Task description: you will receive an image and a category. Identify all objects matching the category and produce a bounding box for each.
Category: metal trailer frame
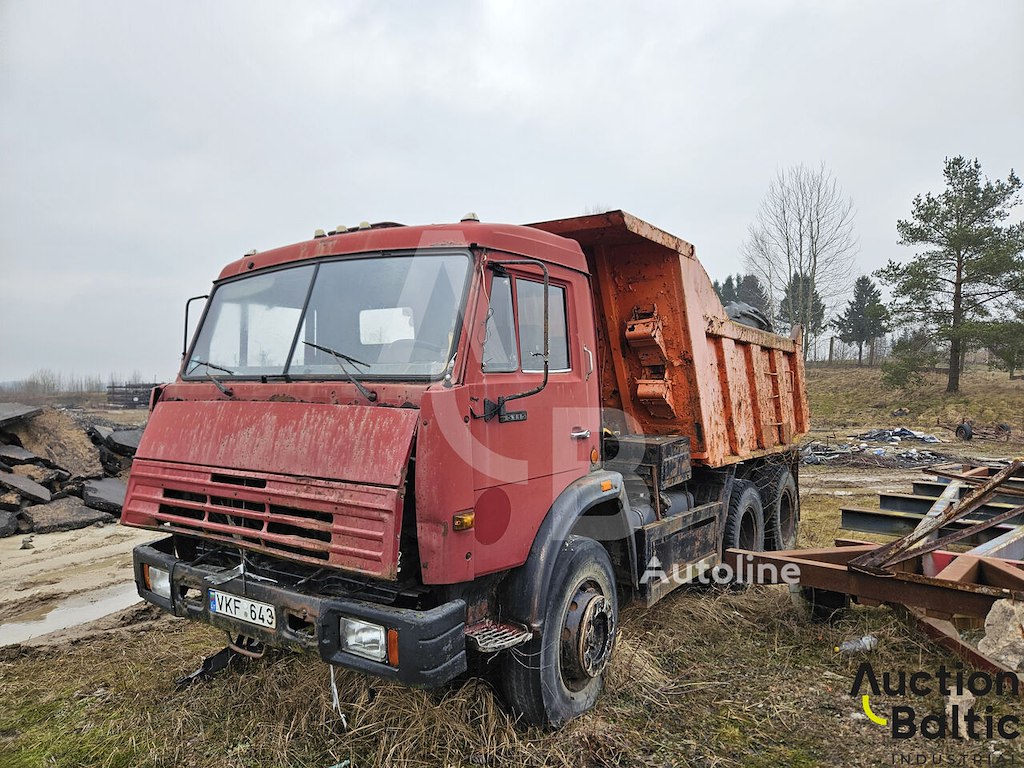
[725,460,1024,686]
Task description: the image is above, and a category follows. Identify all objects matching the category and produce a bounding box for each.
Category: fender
[498,469,635,633]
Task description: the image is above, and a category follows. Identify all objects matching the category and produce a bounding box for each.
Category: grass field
[806,365,1024,432]
[2,368,1023,767]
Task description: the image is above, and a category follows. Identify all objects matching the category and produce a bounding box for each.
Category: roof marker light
[461,212,480,222]
[314,229,327,238]
[358,221,371,230]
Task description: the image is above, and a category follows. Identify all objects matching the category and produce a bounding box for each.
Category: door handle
[570,428,591,440]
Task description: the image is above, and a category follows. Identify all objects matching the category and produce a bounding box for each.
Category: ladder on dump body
[765,351,786,445]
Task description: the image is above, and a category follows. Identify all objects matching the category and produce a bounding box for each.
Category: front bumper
[133,537,467,687]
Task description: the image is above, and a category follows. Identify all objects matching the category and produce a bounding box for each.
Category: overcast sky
[1,1,1021,382]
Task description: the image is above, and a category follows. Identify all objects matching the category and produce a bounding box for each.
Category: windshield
[186,251,471,380]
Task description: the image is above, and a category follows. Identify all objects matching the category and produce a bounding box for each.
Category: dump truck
[122,210,809,726]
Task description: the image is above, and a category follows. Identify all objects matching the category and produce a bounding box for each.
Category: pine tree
[832,275,889,365]
[735,274,770,316]
[720,275,738,304]
[777,273,824,356]
[877,157,1024,392]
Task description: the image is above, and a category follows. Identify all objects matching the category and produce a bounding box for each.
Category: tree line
[716,157,1023,393]
[0,369,154,396]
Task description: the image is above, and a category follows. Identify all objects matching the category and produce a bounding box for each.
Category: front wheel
[501,536,618,728]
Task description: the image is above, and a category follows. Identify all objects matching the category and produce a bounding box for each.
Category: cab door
[465,260,601,575]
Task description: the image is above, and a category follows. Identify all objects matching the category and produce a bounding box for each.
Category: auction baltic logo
[851,662,1019,741]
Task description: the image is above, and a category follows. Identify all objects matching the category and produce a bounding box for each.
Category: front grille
[158,494,333,560]
[124,459,404,578]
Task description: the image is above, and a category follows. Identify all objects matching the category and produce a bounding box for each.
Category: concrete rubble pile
[0,403,144,538]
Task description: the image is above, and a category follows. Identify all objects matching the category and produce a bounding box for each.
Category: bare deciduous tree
[742,163,857,358]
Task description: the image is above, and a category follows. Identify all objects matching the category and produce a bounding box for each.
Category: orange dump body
[531,210,809,467]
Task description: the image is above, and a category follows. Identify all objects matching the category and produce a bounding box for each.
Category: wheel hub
[560,582,615,686]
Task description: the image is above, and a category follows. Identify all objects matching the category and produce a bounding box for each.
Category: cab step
[465,620,533,652]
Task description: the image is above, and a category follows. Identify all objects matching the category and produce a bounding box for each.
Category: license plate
[208,590,276,629]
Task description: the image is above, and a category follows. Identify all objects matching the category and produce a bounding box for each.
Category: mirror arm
[479,259,549,422]
[182,294,210,358]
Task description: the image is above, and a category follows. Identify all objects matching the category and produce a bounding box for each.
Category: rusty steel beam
[725,547,1023,618]
[895,606,1024,692]
[880,501,1024,569]
[849,460,1023,573]
[930,463,1024,498]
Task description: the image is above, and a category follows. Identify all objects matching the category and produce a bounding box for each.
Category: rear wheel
[501,536,617,728]
[722,480,765,554]
[760,466,799,551]
[955,423,973,441]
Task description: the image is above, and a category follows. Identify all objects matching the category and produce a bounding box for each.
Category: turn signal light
[453,511,475,531]
[387,628,400,666]
[600,479,613,492]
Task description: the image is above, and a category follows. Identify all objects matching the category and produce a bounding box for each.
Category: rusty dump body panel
[530,210,809,467]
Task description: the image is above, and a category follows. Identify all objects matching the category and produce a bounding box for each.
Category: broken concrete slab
[0,491,21,511]
[0,444,40,465]
[12,464,66,486]
[99,445,127,475]
[9,407,103,478]
[105,429,143,457]
[0,510,17,537]
[22,497,115,534]
[0,403,42,428]
[0,472,51,504]
[82,478,127,514]
[86,425,114,446]
[978,599,1024,671]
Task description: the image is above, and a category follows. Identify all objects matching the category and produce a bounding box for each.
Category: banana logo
[862,695,888,726]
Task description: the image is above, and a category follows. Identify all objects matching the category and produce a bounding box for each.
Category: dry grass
[3,372,1024,765]
[3,561,1023,767]
[807,365,1024,432]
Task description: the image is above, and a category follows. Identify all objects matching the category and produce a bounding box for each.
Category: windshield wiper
[302,341,377,403]
[188,359,234,375]
[187,359,235,398]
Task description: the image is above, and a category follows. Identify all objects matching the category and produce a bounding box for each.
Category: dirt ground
[2,450,1023,767]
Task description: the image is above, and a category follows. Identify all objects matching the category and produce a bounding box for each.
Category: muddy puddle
[0,582,141,646]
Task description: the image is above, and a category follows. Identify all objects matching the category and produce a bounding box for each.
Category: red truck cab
[123,211,807,726]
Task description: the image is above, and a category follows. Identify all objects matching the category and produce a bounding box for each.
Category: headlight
[145,565,172,599]
[339,617,386,662]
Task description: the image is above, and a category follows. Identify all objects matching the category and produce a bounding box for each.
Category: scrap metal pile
[0,402,141,539]
[728,460,1024,683]
[802,427,947,468]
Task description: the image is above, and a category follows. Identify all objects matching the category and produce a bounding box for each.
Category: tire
[501,536,618,728]
[760,467,800,551]
[722,480,765,555]
[955,423,973,441]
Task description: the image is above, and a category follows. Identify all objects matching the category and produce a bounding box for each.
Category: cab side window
[517,280,570,372]
[481,275,518,373]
